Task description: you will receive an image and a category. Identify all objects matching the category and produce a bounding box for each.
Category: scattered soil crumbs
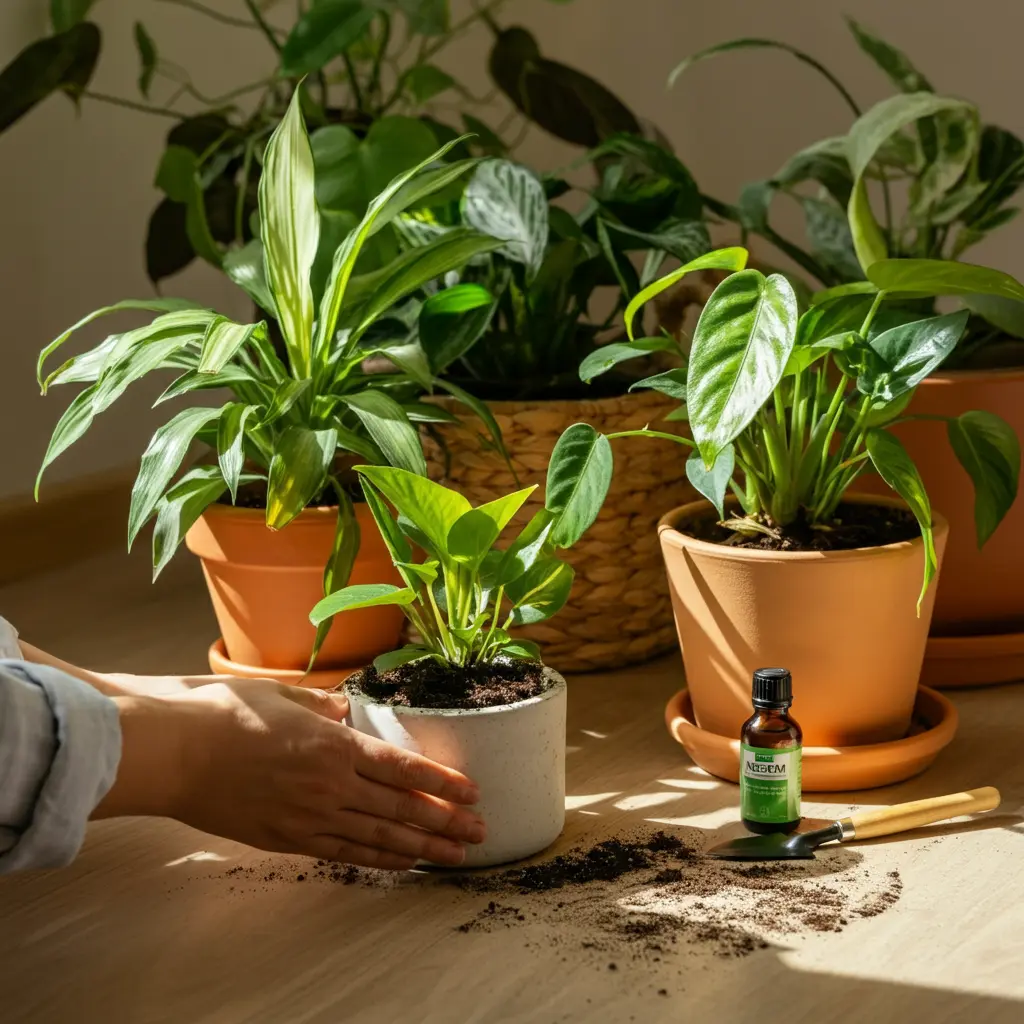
[219,829,903,972]
[355,658,546,710]
[685,502,920,553]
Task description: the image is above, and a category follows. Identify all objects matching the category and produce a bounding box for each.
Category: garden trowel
[707,787,1000,861]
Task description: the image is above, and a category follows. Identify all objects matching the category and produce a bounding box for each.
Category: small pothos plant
[581,247,1022,607]
[35,89,509,664]
[672,17,1024,366]
[309,423,612,670]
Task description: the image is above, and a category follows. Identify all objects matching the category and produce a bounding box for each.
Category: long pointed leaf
[545,423,613,548]
[342,390,427,476]
[260,89,318,377]
[152,465,235,580]
[217,403,259,503]
[199,318,265,374]
[309,583,417,626]
[266,426,337,530]
[309,489,361,669]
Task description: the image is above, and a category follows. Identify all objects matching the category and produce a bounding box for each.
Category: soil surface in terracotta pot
[658,496,948,749]
[185,483,404,673]
[346,662,566,867]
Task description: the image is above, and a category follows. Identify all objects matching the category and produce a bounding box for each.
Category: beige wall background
[2,0,1021,500]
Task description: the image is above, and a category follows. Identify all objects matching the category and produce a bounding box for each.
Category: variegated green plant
[36,89,506,663]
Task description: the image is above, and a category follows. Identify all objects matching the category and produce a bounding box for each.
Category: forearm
[18,640,127,696]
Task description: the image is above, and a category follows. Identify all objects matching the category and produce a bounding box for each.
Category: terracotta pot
[658,496,948,748]
[346,667,566,867]
[855,369,1024,636]
[185,502,404,672]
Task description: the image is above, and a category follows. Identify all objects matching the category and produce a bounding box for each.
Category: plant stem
[428,582,457,663]
[343,52,365,113]
[859,289,887,338]
[235,137,255,243]
[243,0,283,53]
[81,91,183,119]
[369,12,391,109]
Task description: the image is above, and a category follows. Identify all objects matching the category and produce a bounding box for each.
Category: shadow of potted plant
[579,246,1019,787]
[309,423,611,866]
[672,18,1024,686]
[34,90,506,684]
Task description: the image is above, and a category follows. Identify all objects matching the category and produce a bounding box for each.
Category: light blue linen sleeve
[0,617,122,873]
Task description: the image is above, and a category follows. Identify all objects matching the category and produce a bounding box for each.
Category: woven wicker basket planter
[422,391,696,673]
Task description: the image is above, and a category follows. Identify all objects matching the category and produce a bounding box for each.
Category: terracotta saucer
[923,632,1024,689]
[664,686,958,792]
[207,638,358,690]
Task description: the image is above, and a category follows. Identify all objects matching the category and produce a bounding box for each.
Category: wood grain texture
[0,547,1023,1023]
[845,787,1001,839]
[0,468,136,585]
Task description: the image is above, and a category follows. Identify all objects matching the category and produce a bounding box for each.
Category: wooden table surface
[1,549,1023,1024]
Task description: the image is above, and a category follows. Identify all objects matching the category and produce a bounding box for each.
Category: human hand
[95,680,485,869]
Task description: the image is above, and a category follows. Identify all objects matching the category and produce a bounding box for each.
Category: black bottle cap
[752,667,793,708]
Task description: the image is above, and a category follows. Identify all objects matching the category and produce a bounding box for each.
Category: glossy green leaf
[800,195,862,280]
[309,584,417,626]
[910,107,980,222]
[37,297,203,389]
[355,465,471,557]
[151,465,235,580]
[259,90,318,378]
[217,403,259,503]
[0,23,100,131]
[310,491,361,668]
[358,478,414,575]
[373,646,433,671]
[447,486,536,566]
[858,310,968,401]
[496,639,542,661]
[810,281,879,307]
[772,135,853,207]
[462,160,548,281]
[280,1,376,77]
[342,390,426,476]
[628,368,687,400]
[867,259,1024,302]
[128,405,223,549]
[948,411,1021,547]
[223,241,277,316]
[51,0,97,31]
[419,284,497,374]
[262,378,312,425]
[602,219,711,265]
[623,247,749,341]
[349,229,503,341]
[154,145,197,204]
[963,294,1024,339]
[545,423,613,548]
[313,135,473,362]
[42,334,120,390]
[495,508,556,586]
[154,365,257,406]
[133,21,157,97]
[866,429,936,610]
[266,426,337,530]
[687,270,799,466]
[198,318,263,374]
[506,557,574,625]
[686,445,734,519]
[846,94,974,271]
[795,294,875,347]
[579,337,675,383]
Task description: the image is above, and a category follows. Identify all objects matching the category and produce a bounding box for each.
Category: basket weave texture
[422,390,696,673]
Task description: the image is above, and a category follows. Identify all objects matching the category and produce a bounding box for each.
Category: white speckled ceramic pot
[345,667,566,867]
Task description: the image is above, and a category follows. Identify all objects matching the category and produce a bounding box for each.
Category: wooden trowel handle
[841,787,1001,840]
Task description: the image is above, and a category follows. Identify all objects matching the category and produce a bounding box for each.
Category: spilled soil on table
[220,828,902,971]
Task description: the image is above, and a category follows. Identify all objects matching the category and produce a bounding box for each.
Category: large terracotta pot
[658,495,948,748]
[854,369,1024,687]
[185,502,404,672]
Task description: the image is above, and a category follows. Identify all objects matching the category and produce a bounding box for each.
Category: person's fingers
[327,809,467,866]
[281,686,349,722]
[349,779,486,844]
[351,732,479,804]
[300,837,418,871]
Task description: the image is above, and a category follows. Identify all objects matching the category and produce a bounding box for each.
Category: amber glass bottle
[739,668,802,835]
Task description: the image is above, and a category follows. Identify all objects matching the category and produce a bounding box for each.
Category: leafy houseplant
[397,139,712,672]
[35,89,504,675]
[579,246,1020,774]
[3,0,644,287]
[308,424,611,866]
[672,19,1024,680]
[671,17,1024,366]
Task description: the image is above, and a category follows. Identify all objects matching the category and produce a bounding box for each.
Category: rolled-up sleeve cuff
[0,661,121,872]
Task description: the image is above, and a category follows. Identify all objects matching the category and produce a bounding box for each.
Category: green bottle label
[740,743,801,823]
